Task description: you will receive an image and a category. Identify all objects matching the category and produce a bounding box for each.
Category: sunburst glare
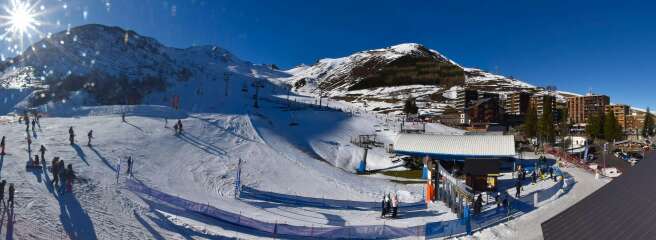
[0,0,44,53]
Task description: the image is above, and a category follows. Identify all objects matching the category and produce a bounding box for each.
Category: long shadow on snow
[88,146,117,172]
[71,144,90,166]
[6,205,14,240]
[133,210,167,240]
[58,192,98,240]
[137,195,266,240]
[239,199,346,226]
[124,121,145,132]
[176,133,227,156]
[241,186,425,211]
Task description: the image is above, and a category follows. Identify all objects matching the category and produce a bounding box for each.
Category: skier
[87,130,93,146]
[531,170,537,184]
[515,180,522,198]
[116,160,121,183]
[126,156,133,176]
[384,194,391,218]
[51,157,60,186]
[31,119,36,130]
[0,136,5,155]
[475,194,483,214]
[0,180,5,205]
[26,135,32,153]
[173,122,179,135]
[122,112,126,122]
[39,145,46,163]
[381,194,386,217]
[69,127,75,145]
[58,160,66,192]
[8,183,14,209]
[391,193,399,218]
[496,192,501,205]
[65,164,74,192]
[177,120,183,134]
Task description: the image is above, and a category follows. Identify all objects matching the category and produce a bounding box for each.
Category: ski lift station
[392,134,516,192]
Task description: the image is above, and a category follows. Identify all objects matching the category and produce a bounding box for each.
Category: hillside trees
[403,97,419,115]
[643,108,655,138]
[523,106,538,139]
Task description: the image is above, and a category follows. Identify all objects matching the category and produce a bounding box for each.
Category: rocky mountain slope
[278,43,550,114]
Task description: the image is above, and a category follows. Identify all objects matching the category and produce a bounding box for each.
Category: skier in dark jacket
[65,164,75,192]
[26,135,32,153]
[69,127,75,145]
[39,145,46,163]
[8,183,14,209]
[31,119,36,130]
[0,180,6,203]
[87,130,93,146]
[0,136,5,155]
[177,120,183,134]
[58,160,66,191]
[126,156,133,176]
[52,157,60,186]
[515,180,522,198]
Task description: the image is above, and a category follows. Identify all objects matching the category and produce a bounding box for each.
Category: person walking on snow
[58,160,66,192]
[391,193,399,218]
[384,194,391,217]
[26,135,32,153]
[126,156,133,176]
[87,130,93,146]
[51,157,60,186]
[8,183,14,209]
[381,194,386,217]
[116,160,121,183]
[0,136,5,155]
[39,145,46,163]
[69,127,75,145]
[65,164,75,192]
[0,180,6,206]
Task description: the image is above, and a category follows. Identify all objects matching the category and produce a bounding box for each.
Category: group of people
[18,111,40,132]
[381,192,399,218]
[51,157,75,193]
[115,156,135,183]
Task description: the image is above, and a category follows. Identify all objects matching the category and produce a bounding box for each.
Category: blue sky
[3,0,655,109]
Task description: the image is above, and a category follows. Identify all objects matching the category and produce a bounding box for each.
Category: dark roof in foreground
[541,152,656,240]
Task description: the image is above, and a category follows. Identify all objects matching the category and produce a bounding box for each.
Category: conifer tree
[604,111,623,141]
[523,106,538,139]
[642,108,655,138]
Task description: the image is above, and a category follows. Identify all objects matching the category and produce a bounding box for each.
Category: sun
[0,0,44,52]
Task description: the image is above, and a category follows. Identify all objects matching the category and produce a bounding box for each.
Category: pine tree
[538,100,555,143]
[524,106,538,139]
[586,113,604,140]
[557,108,570,147]
[403,97,419,115]
[604,111,623,141]
[642,108,655,138]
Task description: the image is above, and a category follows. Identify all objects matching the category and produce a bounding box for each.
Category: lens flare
[0,0,44,52]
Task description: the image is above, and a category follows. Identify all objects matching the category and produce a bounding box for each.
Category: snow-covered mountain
[0,24,283,113]
[278,43,556,114]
